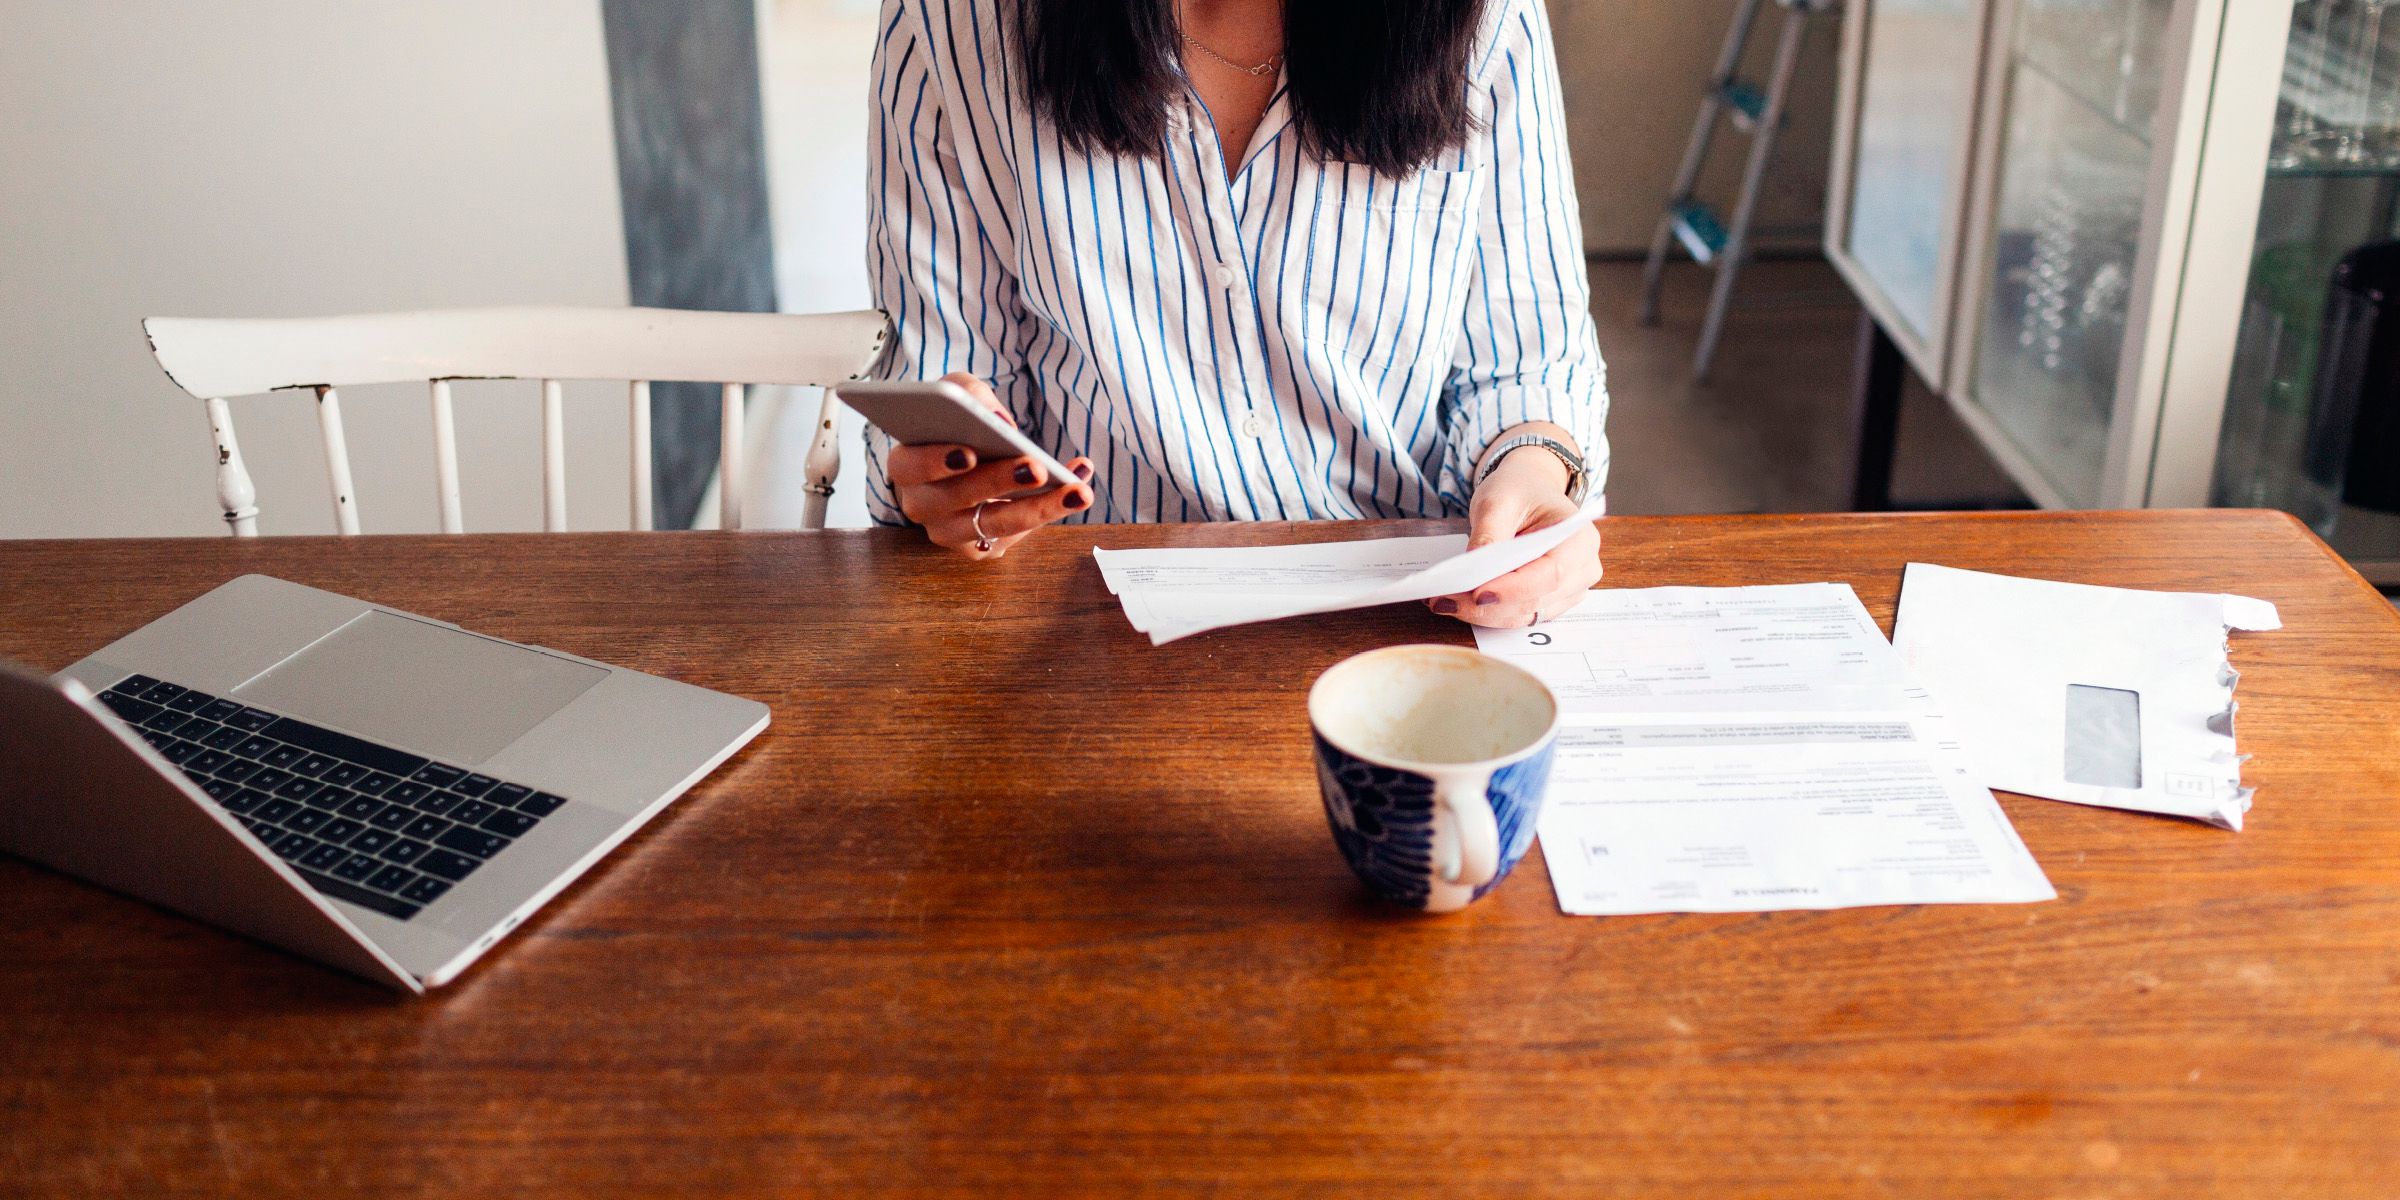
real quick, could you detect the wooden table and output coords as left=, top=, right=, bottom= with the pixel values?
left=2, top=511, right=2396, bottom=1198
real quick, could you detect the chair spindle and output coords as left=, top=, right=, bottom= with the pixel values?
left=630, top=380, right=653, bottom=532
left=429, top=380, right=463, bottom=534
left=541, top=379, right=566, bottom=532
left=315, top=386, right=361, bottom=535
left=720, top=382, right=745, bottom=531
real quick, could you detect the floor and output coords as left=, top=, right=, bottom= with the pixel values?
left=1592, top=257, right=2025, bottom=515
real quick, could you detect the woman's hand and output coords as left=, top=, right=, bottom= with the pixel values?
left=886, top=372, right=1096, bottom=560
left=1428, top=445, right=1602, bottom=628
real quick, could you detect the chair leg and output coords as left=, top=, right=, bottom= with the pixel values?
left=205, top=398, right=260, bottom=537
left=801, top=386, right=844, bottom=532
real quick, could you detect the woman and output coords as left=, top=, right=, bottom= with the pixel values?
left=863, top=0, right=1606, bottom=628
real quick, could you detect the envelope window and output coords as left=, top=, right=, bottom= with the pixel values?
left=2064, top=685, right=2142, bottom=789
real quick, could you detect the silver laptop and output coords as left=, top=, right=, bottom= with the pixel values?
left=0, top=574, right=767, bottom=992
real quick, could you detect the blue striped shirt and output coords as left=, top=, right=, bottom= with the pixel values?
left=861, top=0, right=1607, bottom=525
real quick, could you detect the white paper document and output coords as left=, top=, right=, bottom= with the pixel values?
left=1473, top=584, right=2055, bottom=916
left=1094, top=497, right=1606, bottom=644
left=1891, top=563, right=2281, bottom=831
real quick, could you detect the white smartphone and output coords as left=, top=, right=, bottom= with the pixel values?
left=838, top=379, right=1080, bottom=499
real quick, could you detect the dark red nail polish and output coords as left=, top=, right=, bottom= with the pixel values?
left=1014, top=464, right=1037, bottom=486
left=1073, top=462, right=1094, bottom=481
left=1475, top=591, right=1500, bottom=607
left=1064, top=489, right=1088, bottom=511
left=1432, top=598, right=1458, bottom=615
left=945, top=449, right=971, bottom=471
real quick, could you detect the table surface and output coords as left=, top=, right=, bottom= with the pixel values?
left=2, top=510, right=2397, bottom=1199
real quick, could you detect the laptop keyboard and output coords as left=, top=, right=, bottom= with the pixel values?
left=95, top=673, right=570, bottom=922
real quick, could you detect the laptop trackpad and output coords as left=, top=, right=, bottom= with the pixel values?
left=234, top=610, right=607, bottom=766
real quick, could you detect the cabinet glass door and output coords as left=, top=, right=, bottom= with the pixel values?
left=2209, top=0, right=2400, bottom=567
left=1839, top=0, right=1987, bottom=349
left=1967, top=0, right=2175, bottom=507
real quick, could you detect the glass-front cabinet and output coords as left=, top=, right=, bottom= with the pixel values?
left=1831, top=0, right=2400, bottom=580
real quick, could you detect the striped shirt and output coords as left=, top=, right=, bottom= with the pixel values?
left=861, top=0, right=1607, bottom=525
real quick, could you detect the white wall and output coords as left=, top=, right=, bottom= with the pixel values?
left=749, top=0, right=881, bottom=530
left=0, top=1, right=630, bottom=539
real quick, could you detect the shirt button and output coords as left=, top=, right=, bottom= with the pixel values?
left=1239, top=411, right=1268, bottom=438
left=1212, top=263, right=1240, bottom=289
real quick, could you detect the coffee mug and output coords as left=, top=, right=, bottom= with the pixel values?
left=1308, top=645, right=1560, bottom=912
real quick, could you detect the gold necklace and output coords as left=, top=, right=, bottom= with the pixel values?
left=1180, top=29, right=1283, bottom=77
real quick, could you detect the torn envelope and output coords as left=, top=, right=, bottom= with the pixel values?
left=1891, top=563, right=2281, bottom=830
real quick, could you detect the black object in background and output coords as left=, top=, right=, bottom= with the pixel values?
left=2305, top=241, right=2400, bottom=514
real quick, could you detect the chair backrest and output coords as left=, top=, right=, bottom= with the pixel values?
left=144, top=306, right=889, bottom=535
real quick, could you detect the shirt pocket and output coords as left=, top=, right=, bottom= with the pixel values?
left=1293, top=163, right=1488, bottom=368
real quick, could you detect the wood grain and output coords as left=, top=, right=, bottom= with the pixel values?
left=1, top=510, right=2396, bottom=1199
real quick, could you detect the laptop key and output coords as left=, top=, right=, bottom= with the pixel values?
left=307, top=787, right=354, bottom=812
left=260, top=744, right=305, bottom=769
left=338, top=795, right=386, bottom=820
left=201, top=725, right=247, bottom=751
left=139, top=729, right=174, bottom=749
left=165, top=690, right=210, bottom=714
left=434, top=827, right=510, bottom=859
left=255, top=797, right=302, bottom=823
left=160, top=741, right=203, bottom=765
left=449, top=799, right=497, bottom=825
left=380, top=838, right=428, bottom=865
left=116, top=674, right=162, bottom=695
left=402, top=815, right=451, bottom=841
left=269, top=832, right=316, bottom=861
left=248, top=768, right=294, bottom=792
left=412, top=763, right=465, bottom=788
left=100, top=693, right=162, bottom=725
left=292, top=753, right=339, bottom=778
left=348, top=828, right=395, bottom=854
left=367, top=865, right=417, bottom=894
left=274, top=778, right=324, bottom=802
left=226, top=708, right=277, bottom=733
left=199, top=778, right=239, bottom=801
left=332, top=853, right=382, bottom=881
left=480, top=810, right=539, bottom=838
left=215, top=760, right=260, bottom=783
left=354, top=773, right=400, bottom=797
left=223, top=789, right=269, bottom=814
left=415, top=790, right=464, bottom=816
left=386, top=781, right=432, bottom=805
left=285, top=809, right=330, bottom=834
left=399, top=876, right=453, bottom=905
left=295, top=870, right=422, bottom=921
left=187, top=749, right=233, bottom=775
left=452, top=774, right=499, bottom=798
left=318, top=818, right=364, bottom=843
left=321, top=762, right=368, bottom=787
left=197, top=699, right=244, bottom=723
left=489, top=783, right=533, bottom=806
left=517, top=791, right=567, bottom=817
left=370, top=806, right=419, bottom=832
left=415, top=850, right=483, bottom=882
left=299, top=842, right=348, bottom=871
left=232, top=735, right=279, bottom=759
left=141, top=709, right=193, bottom=733
left=136, top=681, right=186, bottom=705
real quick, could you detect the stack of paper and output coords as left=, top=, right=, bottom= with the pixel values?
left=1092, top=498, right=1606, bottom=644
left=1472, top=584, right=2056, bottom=916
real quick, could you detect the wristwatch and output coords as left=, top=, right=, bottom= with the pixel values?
left=1477, top=435, right=1591, bottom=504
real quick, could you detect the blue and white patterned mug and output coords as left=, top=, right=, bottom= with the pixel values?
left=1308, top=645, right=1560, bottom=913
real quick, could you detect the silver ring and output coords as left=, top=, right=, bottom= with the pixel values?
left=971, top=501, right=996, bottom=552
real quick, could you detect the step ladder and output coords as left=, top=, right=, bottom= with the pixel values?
left=1639, top=0, right=1838, bottom=381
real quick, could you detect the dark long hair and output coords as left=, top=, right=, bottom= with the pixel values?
left=1015, top=0, right=1488, bottom=174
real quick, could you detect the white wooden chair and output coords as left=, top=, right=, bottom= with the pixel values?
left=143, top=306, right=888, bottom=535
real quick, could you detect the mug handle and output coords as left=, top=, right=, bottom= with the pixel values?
left=1433, top=776, right=1500, bottom=890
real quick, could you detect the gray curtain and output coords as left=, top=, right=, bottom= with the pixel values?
left=601, top=0, right=779, bottom=529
